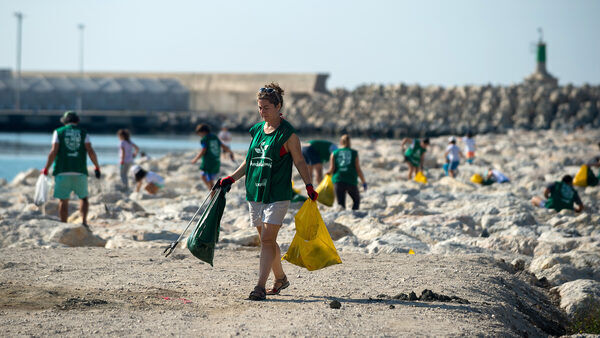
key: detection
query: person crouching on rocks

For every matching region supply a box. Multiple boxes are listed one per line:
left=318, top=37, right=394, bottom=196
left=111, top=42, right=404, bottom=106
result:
left=401, top=137, right=430, bottom=180
left=325, top=134, right=367, bottom=210
left=531, top=175, right=584, bottom=213
left=132, top=165, right=164, bottom=195
left=217, top=83, right=317, bottom=301
left=42, top=111, right=101, bottom=229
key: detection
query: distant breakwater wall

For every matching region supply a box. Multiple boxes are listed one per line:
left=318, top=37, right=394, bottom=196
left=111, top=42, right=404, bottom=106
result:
left=272, top=83, right=600, bottom=137
left=2, top=83, right=599, bottom=137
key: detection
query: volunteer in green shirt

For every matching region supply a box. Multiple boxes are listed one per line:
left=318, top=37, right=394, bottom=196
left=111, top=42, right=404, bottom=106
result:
left=531, top=175, right=584, bottom=212
left=42, top=111, right=101, bottom=228
left=401, top=137, right=430, bottom=180
left=325, top=134, right=367, bottom=210
left=191, top=124, right=233, bottom=190
left=302, top=139, right=337, bottom=184
left=217, top=83, right=316, bottom=301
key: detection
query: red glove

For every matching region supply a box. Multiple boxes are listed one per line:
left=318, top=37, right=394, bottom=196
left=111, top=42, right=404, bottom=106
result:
left=306, top=184, right=318, bottom=201
left=217, top=176, right=235, bottom=191
left=41, top=168, right=48, bottom=175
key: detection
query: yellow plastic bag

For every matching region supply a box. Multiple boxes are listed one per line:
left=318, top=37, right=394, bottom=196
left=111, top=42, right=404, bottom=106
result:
left=282, top=199, right=342, bottom=271
left=315, top=174, right=335, bottom=206
left=573, top=165, right=588, bottom=187
left=470, top=173, right=483, bottom=184
left=414, top=171, right=427, bottom=184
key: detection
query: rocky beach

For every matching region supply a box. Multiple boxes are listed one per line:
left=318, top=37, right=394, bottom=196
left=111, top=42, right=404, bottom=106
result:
left=1, top=128, right=599, bottom=336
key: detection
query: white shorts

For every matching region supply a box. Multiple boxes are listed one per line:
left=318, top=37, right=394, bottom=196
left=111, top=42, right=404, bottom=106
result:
left=248, top=200, right=290, bottom=227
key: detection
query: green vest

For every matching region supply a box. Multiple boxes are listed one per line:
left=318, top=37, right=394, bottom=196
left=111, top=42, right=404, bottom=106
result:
left=404, top=139, right=426, bottom=167
left=245, top=120, right=295, bottom=203
left=545, top=182, right=576, bottom=211
left=332, top=147, right=358, bottom=185
left=308, top=140, right=335, bottom=162
left=53, top=124, right=88, bottom=176
left=200, top=133, right=221, bottom=174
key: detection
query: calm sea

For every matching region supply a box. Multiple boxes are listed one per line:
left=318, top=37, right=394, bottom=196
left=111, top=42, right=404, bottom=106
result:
left=0, top=132, right=250, bottom=181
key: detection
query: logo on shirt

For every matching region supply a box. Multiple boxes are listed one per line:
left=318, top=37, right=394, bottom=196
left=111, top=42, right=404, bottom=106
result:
left=337, top=150, right=351, bottom=170
left=64, top=129, right=82, bottom=157
left=209, top=140, right=220, bottom=156
left=559, top=184, right=574, bottom=203
left=250, top=142, right=273, bottom=168
left=254, top=142, right=270, bottom=158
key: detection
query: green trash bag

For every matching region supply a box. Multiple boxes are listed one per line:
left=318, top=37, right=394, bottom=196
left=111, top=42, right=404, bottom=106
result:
left=588, top=166, right=599, bottom=187
left=187, top=189, right=227, bottom=266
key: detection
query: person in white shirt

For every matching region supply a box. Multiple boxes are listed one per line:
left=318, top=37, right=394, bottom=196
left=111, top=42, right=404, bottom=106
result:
left=443, top=136, right=464, bottom=178
left=131, top=165, right=164, bottom=194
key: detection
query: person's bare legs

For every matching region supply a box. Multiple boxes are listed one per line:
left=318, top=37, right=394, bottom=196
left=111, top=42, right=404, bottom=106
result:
left=80, top=197, right=89, bottom=225
left=256, top=226, right=285, bottom=279
left=450, top=170, right=456, bottom=178
left=256, top=223, right=284, bottom=289
left=531, top=196, right=543, bottom=207
left=201, top=175, right=212, bottom=190
left=407, top=165, right=416, bottom=180
left=58, top=199, right=69, bottom=222
left=314, top=163, right=324, bottom=184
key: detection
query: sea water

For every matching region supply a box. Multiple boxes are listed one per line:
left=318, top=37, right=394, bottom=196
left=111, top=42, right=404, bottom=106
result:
left=0, top=132, right=250, bottom=181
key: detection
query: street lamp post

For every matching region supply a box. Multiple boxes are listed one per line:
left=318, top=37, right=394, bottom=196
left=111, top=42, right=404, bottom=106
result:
left=14, top=12, right=23, bottom=111
left=76, top=23, right=85, bottom=113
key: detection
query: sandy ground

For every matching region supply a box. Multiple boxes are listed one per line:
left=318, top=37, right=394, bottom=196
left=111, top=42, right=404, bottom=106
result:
left=0, top=247, right=564, bottom=337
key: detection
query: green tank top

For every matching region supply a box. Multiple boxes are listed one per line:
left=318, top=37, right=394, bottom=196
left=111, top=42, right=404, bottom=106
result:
left=545, top=182, right=576, bottom=211
left=404, top=139, right=426, bottom=167
left=332, top=147, right=358, bottom=185
left=53, top=125, right=88, bottom=176
left=245, top=119, right=296, bottom=203
left=200, top=133, right=221, bottom=174
left=308, top=140, right=335, bottom=162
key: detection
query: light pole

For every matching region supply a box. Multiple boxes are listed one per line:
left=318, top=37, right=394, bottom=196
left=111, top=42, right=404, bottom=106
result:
left=14, top=12, right=23, bottom=111
left=76, top=23, right=85, bottom=113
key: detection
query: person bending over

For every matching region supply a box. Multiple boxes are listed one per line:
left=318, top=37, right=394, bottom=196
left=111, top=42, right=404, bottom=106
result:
left=401, top=137, right=430, bottom=180
left=531, top=175, right=584, bottom=212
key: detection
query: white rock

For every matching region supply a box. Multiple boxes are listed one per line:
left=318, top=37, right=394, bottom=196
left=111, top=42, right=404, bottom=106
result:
left=48, top=224, right=107, bottom=247
left=529, top=251, right=600, bottom=286
left=10, top=168, right=40, bottom=186
left=553, top=279, right=600, bottom=318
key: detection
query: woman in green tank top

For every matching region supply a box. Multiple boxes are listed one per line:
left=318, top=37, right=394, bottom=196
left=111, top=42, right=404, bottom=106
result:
left=326, top=134, right=367, bottom=210
left=217, top=83, right=317, bottom=301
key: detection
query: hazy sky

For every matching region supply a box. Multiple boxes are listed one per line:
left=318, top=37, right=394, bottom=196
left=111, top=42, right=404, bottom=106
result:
left=1, top=0, right=598, bottom=89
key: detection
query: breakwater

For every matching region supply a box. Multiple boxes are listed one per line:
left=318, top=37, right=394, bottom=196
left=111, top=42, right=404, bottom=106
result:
left=280, top=83, right=600, bottom=137
left=2, top=83, right=599, bottom=137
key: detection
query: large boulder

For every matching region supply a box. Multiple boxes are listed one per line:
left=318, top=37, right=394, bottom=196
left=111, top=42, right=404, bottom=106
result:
left=48, top=224, right=107, bottom=247
left=529, top=251, right=600, bottom=286
left=553, top=279, right=600, bottom=318
left=10, top=168, right=40, bottom=186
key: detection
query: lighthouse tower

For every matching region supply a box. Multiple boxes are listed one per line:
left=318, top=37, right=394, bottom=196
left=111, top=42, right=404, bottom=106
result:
left=524, top=28, right=558, bottom=86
